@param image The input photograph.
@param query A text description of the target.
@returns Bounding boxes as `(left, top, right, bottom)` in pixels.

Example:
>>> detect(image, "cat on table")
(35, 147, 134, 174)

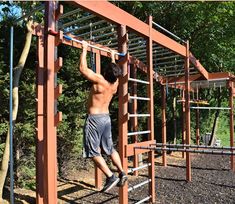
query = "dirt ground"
(4, 152, 235, 203)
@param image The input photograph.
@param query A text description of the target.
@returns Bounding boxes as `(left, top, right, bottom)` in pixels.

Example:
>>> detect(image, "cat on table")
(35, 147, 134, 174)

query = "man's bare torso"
(87, 75, 118, 114)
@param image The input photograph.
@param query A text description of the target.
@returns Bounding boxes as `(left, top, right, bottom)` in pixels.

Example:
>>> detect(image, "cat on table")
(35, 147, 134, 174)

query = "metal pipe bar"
(152, 143, 235, 150)
(157, 64, 185, 70)
(156, 59, 184, 66)
(152, 21, 185, 43)
(128, 179, 151, 192)
(62, 14, 95, 29)
(155, 54, 181, 61)
(104, 42, 118, 47)
(129, 96, 150, 101)
(135, 196, 151, 204)
(129, 114, 150, 118)
(135, 146, 235, 155)
(66, 20, 106, 34)
(92, 31, 117, 41)
(60, 8, 81, 19)
(128, 77, 149, 84)
(129, 41, 146, 48)
(78, 25, 115, 38)
(191, 106, 231, 110)
(128, 163, 151, 173)
(162, 71, 198, 78)
(130, 49, 146, 55)
(96, 36, 117, 44)
(158, 67, 194, 74)
(14, 4, 44, 23)
(127, 130, 151, 136)
(9, 25, 14, 204)
(129, 36, 143, 42)
(63, 35, 125, 56)
(129, 45, 146, 51)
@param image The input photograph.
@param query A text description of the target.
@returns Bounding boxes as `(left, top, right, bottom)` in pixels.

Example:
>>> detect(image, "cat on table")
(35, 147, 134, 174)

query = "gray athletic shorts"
(83, 114, 115, 158)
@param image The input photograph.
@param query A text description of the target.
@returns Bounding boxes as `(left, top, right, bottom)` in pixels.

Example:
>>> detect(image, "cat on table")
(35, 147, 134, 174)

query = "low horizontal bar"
(129, 96, 150, 101)
(60, 8, 81, 19)
(190, 106, 231, 110)
(152, 143, 235, 150)
(127, 130, 151, 136)
(135, 146, 235, 155)
(129, 114, 150, 118)
(14, 4, 44, 23)
(128, 163, 151, 174)
(128, 78, 150, 84)
(152, 21, 186, 43)
(63, 35, 125, 56)
(135, 196, 151, 204)
(128, 179, 151, 192)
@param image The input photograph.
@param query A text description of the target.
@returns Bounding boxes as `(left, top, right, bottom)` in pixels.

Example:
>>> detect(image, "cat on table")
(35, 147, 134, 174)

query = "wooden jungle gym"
(9, 1, 235, 204)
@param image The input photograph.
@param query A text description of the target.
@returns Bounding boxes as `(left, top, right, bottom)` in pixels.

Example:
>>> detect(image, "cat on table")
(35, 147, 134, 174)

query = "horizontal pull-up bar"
(63, 35, 125, 57)
(152, 21, 186, 44)
(190, 106, 231, 110)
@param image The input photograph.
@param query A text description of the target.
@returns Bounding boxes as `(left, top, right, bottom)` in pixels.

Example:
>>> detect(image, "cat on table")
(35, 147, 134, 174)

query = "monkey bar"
(9, 1, 234, 204)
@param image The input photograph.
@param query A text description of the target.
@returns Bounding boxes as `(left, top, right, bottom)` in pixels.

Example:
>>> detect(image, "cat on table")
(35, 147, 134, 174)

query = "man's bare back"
(88, 77, 118, 114)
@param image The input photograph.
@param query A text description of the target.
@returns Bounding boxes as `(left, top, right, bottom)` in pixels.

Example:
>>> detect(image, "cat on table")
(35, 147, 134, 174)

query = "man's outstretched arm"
(79, 41, 101, 83)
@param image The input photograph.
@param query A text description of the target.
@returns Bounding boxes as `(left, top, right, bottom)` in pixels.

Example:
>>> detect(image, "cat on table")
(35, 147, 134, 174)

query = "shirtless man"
(80, 41, 127, 192)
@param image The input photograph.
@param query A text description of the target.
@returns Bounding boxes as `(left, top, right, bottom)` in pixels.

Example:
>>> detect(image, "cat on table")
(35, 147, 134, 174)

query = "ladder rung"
(127, 130, 151, 136)
(135, 196, 151, 204)
(128, 179, 151, 192)
(129, 114, 150, 118)
(129, 96, 150, 101)
(128, 163, 151, 173)
(129, 77, 150, 85)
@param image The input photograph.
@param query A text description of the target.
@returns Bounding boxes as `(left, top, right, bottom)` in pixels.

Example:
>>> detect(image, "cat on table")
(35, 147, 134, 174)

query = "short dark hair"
(103, 63, 122, 83)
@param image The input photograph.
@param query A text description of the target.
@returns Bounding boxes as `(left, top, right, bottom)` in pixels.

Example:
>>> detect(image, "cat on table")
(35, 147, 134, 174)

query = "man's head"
(103, 62, 122, 83)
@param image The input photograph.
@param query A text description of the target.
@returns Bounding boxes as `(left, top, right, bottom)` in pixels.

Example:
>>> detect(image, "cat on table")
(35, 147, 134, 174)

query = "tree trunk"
(0, 19, 33, 201)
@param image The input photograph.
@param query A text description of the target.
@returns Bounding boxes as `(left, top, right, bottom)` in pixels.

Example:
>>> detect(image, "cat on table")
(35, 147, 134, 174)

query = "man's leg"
(110, 150, 124, 173)
(92, 156, 113, 177)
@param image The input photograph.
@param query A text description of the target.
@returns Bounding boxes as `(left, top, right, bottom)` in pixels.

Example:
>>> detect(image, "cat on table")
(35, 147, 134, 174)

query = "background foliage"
(0, 1, 234, 189)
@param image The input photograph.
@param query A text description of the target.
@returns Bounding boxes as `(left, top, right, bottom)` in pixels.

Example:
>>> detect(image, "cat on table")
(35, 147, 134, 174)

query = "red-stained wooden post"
(130, 64, 139, 176)
(36, 33, 45, 204)
(185, 41, 191, 182)
(44, 2, 63, 203)
(118, 24, 128, 204)
(161, 85, 167, 166)
(94, 53, 103, 189)
(182, 90, 186, 158)
(229, 81, 235, 171)
(147, 16, 156, 203)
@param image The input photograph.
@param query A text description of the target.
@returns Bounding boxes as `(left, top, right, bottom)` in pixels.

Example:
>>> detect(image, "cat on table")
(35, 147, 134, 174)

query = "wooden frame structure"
(28, 1, 235, 203)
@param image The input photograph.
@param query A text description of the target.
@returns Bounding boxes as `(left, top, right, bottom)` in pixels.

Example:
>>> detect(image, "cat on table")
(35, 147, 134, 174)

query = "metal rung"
(128, 179, 151, 192)
(129, 114, 150, 118)
(128, 78, 149, 84)
(127, 130, 150, 136)
(129, 96, 150, 101)
(128, 163, 151, 173)
(60, 8, 81, 19)
(67, 20, 106, 33)
(135, 196, 151, 204)
(78, 25, 115, 37)
(62, 14, 95, 29)
(190, 106, 231, 110)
